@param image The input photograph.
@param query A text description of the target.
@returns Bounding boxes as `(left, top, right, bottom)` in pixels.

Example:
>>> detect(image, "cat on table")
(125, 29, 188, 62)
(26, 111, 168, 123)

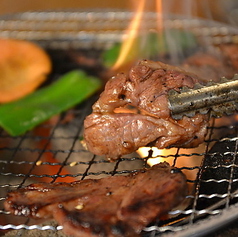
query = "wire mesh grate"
(1, 90, 238, 237)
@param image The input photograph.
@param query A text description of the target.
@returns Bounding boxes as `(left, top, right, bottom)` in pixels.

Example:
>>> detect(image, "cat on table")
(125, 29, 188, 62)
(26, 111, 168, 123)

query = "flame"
(112, 0, 146, 71)
(112, 0, 163, 72)
(137, 145, 205, 187)
(156, 0, 163, 31)
(137, 146, 174, 167)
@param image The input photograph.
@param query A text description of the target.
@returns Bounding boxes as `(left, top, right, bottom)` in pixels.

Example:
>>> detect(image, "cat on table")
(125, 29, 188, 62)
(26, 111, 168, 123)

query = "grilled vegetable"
(0, 38, 52, 103)
(0, 70, 101, 136)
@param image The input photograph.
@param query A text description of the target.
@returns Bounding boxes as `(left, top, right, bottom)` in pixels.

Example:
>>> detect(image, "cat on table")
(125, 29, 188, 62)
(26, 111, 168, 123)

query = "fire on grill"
(1, 1, 238, 237)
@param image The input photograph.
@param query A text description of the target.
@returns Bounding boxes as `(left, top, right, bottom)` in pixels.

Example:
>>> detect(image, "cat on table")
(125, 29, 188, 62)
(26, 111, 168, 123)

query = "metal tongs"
(168, 75, 238, 119)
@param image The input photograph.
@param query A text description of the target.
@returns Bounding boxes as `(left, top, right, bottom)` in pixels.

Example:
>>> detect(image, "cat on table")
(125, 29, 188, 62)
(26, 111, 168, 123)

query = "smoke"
(116, 0, 234, 69)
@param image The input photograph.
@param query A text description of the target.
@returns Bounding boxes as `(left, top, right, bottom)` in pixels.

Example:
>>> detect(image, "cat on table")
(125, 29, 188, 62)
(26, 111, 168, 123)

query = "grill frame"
(0, 10, 238, 237)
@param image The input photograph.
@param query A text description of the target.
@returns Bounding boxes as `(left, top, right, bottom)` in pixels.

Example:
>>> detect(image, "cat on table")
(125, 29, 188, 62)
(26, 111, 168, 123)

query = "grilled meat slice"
(84, 113, 207, 160)
(84, 60, 209, 159)
(5, 162, 188, 237)
(182, 44, 238, 83)
(182, 52, 233, 82)
(219, 44, 238, 71)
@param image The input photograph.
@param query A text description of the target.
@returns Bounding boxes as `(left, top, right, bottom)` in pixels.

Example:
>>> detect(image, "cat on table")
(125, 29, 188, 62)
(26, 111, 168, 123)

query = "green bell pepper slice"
(0, 70, 102, 136)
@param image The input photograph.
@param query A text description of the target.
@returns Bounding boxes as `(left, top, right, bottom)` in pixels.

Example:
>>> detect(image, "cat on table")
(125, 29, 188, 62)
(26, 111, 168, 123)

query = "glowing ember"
(137, 147, 174, 167)
(137, 145, 205, 187)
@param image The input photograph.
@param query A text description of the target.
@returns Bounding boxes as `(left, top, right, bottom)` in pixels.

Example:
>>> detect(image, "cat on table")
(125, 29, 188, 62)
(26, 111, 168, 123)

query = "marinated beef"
(182, 44, 238, 82)
(4, 162, 188, 237)
(182, 52, 233, 82)
(219, 44, 238, 71)
(84, 60, 209, 159)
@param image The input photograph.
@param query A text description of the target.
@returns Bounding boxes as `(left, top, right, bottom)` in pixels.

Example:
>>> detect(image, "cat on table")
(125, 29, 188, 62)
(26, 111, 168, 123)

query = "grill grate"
(1, 105, 238, 237)
(0, 10, 238, 237)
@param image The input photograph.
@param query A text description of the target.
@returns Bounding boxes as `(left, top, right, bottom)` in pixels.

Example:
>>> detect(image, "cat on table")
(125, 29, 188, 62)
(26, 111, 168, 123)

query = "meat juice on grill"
(4, 162, 188, 237)
(84, 60, 209, 160)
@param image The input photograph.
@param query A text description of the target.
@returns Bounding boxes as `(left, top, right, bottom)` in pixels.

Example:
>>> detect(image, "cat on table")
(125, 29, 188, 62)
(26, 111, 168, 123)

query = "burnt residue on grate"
(197, 132, 238, 211)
